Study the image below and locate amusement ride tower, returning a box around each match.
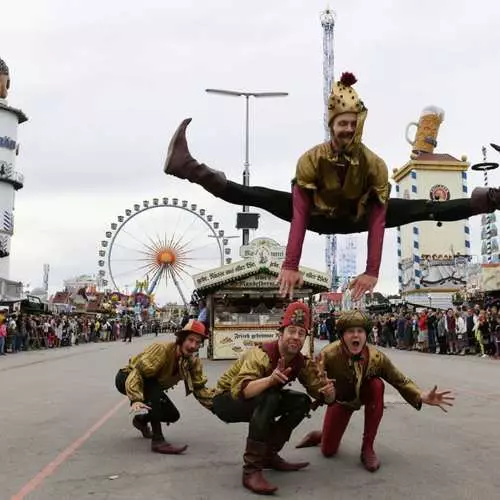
[320,9,358,290]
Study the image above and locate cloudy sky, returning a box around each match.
[2,0,500,302]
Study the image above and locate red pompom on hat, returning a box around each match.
[280,302,311,331]
[339,72,357,87]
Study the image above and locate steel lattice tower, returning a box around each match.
[320,9,358,290]
[321,9,336,289]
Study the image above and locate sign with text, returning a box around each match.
[212,328,312,360]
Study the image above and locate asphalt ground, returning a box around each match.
[1,335,499,500]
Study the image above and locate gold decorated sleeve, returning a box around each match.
[230,348,270,400]
[295,152,318,191]
[367,157,391,206]
[124,343,168,402]
[380,353,422,409]
[190,357,215,410]
[125,369,146,403]
[297,358,324,401]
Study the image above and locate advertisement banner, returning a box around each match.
[212,328,312,360]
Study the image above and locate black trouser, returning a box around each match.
[115,369,180,439]
[437,335,448,354]
[221,181,474,234]
[212,388,310,442]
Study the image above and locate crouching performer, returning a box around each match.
[296,310,454,472]
[212,302,335,495]
[115,320,214,454]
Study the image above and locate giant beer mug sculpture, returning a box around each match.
[405,106,445,158]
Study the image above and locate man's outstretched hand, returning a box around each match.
[421,385,455,412]
[349,273,378,301]
[278,268,304,300]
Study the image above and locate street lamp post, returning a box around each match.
[205,89,288,246]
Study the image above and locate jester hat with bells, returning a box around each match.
[327,72,367,154]
[280,302,311,334]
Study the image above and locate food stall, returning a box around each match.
[192,238,330,360]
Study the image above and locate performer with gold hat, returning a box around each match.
[115,319,214,455]
[164,72,500,299]
[295,309,455,472]
[212,302,335,495]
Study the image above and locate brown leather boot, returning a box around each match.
[295,430,322,449]
[132,415,153,439]
[471,187,500,215]
[265,424,309,471]
[164,118,227,195]
[151,440,188,455]
[242,439,278,495]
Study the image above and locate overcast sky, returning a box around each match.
[2,0,500,302]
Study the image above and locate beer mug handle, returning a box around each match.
[405,122,418,146]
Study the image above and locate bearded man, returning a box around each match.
[115,319,214,454]
[212,302,335,495]
[164,72,500,300]
[296,310,455,472]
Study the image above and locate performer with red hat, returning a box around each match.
[212,302,336,495]
[115,319,214,454]
[164,72,500,300]
[296,310,455,472]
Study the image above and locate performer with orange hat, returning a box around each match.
[212,302,335,495]
[164,72,500,299]
[296,310,455,472]
[115,319,214,454]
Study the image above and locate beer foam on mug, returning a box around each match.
[420,105,445,122]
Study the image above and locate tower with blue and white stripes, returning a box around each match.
[393,106,470,308]
[0,57,27,285]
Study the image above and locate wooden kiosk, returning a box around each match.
[192,238,330,360]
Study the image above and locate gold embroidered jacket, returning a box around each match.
[123,341,214,410]
[321,341,422,411]
[295,142,390,220]
[216,343,325,401]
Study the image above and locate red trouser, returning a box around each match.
[321,377,385,457]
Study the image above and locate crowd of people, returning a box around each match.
[316,304,500,359]
[0,313,162,355]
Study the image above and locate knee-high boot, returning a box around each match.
[164,118,227,195]
[360,378,384,472]
[243,438,278,495]
[265,421,309,471]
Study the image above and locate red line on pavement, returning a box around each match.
[11,398,127,500]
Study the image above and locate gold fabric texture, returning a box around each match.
[295,141,390,220]
[321,341,422,411]
[216,346,325,401]
[123,341,214,409]
[327,77,365,125]
[336,310,372,333]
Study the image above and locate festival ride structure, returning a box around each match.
[98,197,231,312]
[321,9,358,291]
[393,106,471,309]
[0,56,26,303]
[472,146,500,264]
[192,237,329,360]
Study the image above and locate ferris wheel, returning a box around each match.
[98,196,232,307]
